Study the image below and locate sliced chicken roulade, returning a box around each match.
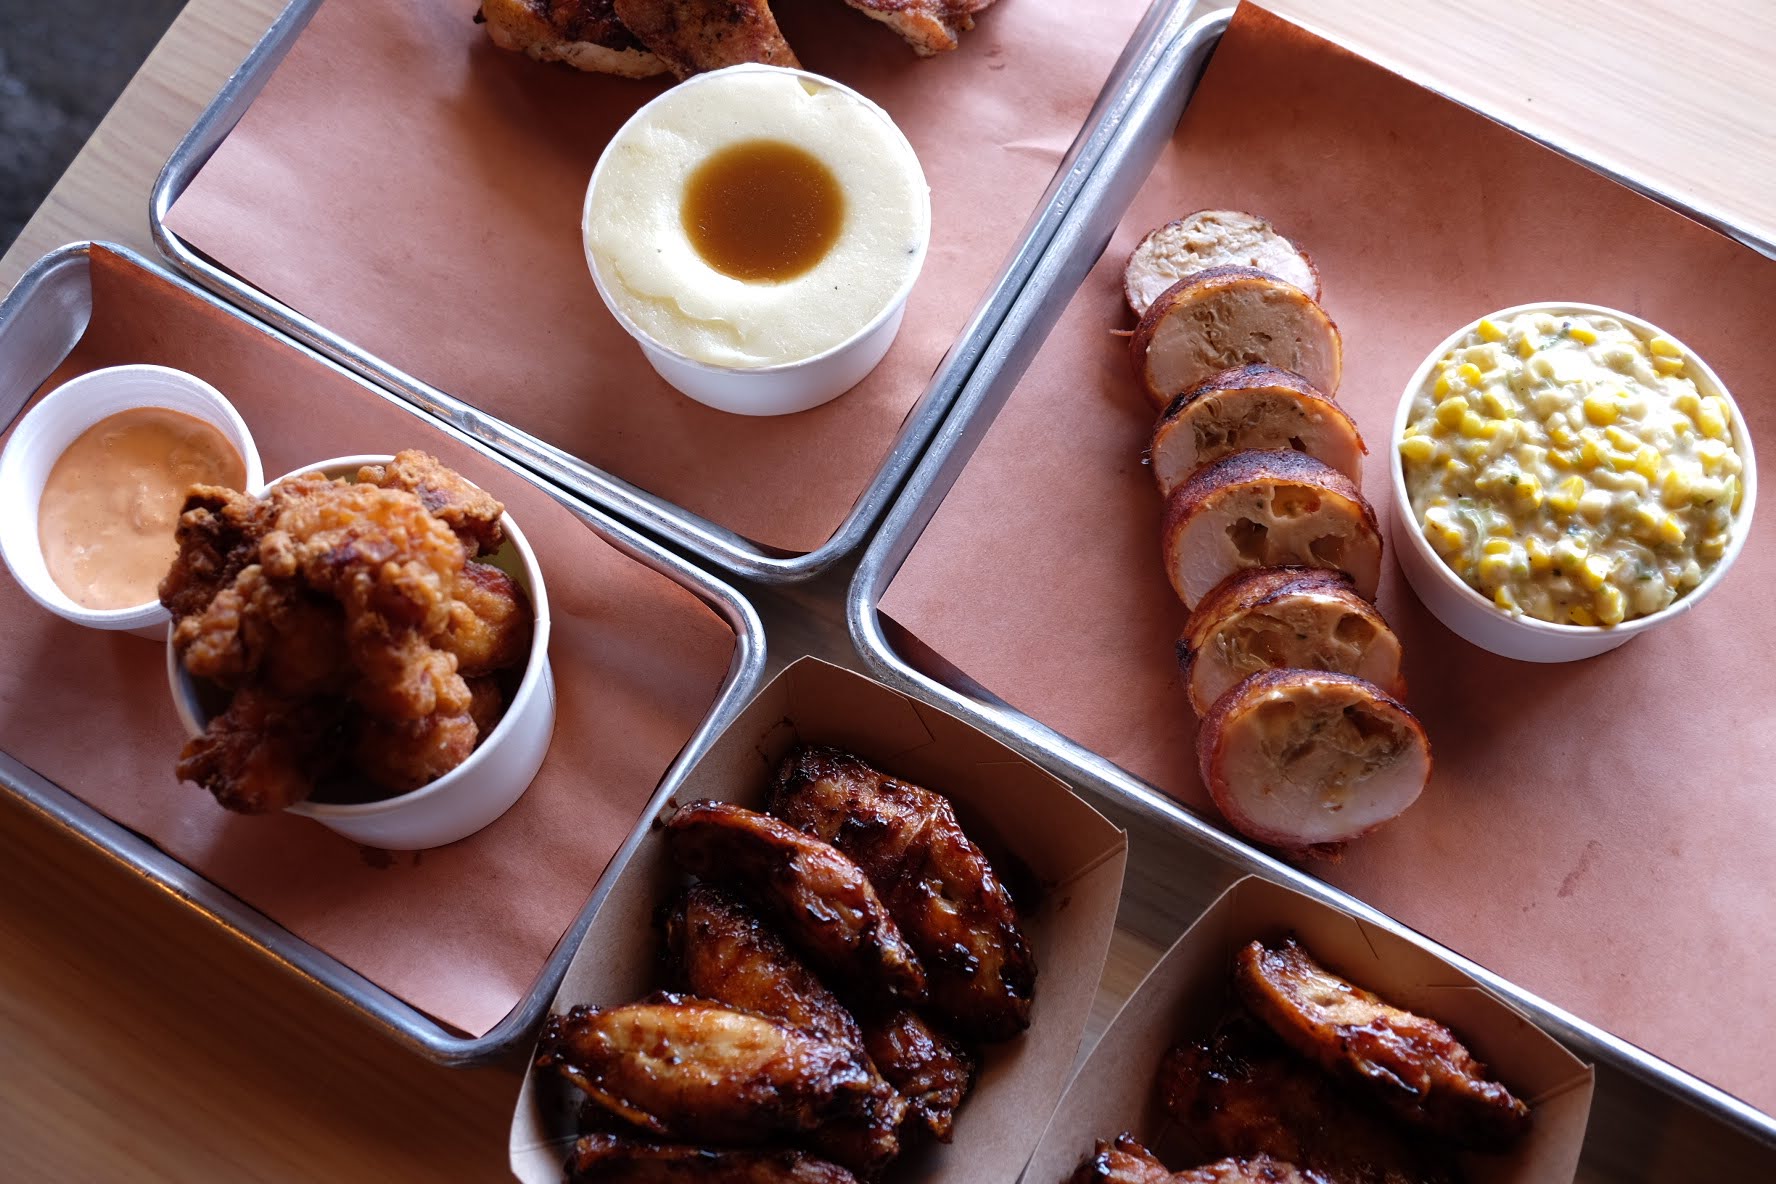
[1132,267,1342,411]
[1161,450,1381,609]
[1197,670,1431,850]
[1178,567,1404,717]
[1124,209,1320,316]
[1150,365,1365,497]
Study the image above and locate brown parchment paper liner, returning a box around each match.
[879,3,1776,1112]
[0,248,737,1037]
[509,657,1127,1182]
[1025,877,1593,1184]
[163,0,1152,554]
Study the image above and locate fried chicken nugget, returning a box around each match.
[357,449,506,556]
[175,686,349,813]
[354,708,480,794]
[159,484,275,622]
[442,561,533,677]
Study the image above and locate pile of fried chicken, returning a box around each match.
[1071,939,1531,1184]
[477,0,996,81]
[160,451,533,814]
[534,746,1035,1182]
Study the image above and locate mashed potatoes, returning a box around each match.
[586,68,929,369]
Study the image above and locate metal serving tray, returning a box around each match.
[0,242,767,1066]
[850,6,1776,1154]
[149,0,1201,583]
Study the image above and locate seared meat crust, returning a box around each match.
[1235,939,1530,1149]
[665,801,927,1002]
[478,0,669,78]
[857,1006,975,1142]
[1068,1132,1176,1184]
[614,0,799,78]
[566,1133,862,1182]
[837,0,998,55]
[768,746,1034,1040]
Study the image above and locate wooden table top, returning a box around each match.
[4,1,1775,1179]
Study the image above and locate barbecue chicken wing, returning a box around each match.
[1235,939,1530,1149]
[539,996,881,1144]
[665,801,927,1002]
[478,0,669,78]
[662,885,904,1175]
[614,0,798,78]
[565,1133,861,1183]
[838,0,998,55]
[1157,1018,1454,1184]
[857,1006,974,1143]
[1070,1134,1177,1184]
[768,747,1034,1040]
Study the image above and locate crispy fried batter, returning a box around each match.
[612,0,798,78]
[662,885,903,1175]
[174,687,349,814]
[353,708,480,794]
[357,449,506,556]
[467,674,509,741]
[539,996,881,1144]
[857,1005,975,1143]
[768,746,1033,1040]
[1235,939,1530,1149]
[442,561,534,677]
[837,0,997,55]
[665,801,927,1003]
[1157,1018,1453,1184]
[566,1133,861,1183]
[159,484,275,621]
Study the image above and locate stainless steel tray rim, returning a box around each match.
[849,5,1776,1154]
[0,239,768,1065]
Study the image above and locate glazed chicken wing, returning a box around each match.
[566,1133,860,1183]
[614,0,798,78]
[857,1006,974,1143]
[1157,1018,1453,1184]
[768,747,1034,1040]
[837,0,997,55]
[174,687,349,814]
[662,885,904,1175]
[441,560,533,677]
[1235,939,1530,1149]
[1070,1134,1178,1184]
[356,449,506,556]
[665,801,927,1002]
[538,996,880,1144]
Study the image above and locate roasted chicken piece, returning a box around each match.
[1158,1018,1453,1184]
[768,746,1034,1041]
[477,0,668,79]
[1149,364,1365,497]
[837,0,997,55]
[662,885,904,1175]
[1177,568,1404,717]
[1161,450,1382,609]
[1070,1135,1327,1184]
[1236,938,1530,1149]
[614,0,798,78]
[857,1006,975,1142]
[1124,210,1321,316]
[174,687,349,814]
[539,996,881,1145]
[1132,266,1342,411]
[1197,670,1431,851]
[565,1133,860,1183]
[665,801,927,1002]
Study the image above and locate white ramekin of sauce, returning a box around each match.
[0,365,262,638]
[166,456,555,850]
[584,64,931,416]
[1390,303,1756,662]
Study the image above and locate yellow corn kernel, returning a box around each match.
[1397,434,1437,465]
[1660,468,1691,508]
[1697,397,1729,439]
[1657,515,1686,546]
[1567,324,1599,345]
[1697,533,1729,561]
[1648,334,1683,358]
[1511,474,1543,510]
[1548,420,1577,448]
[1675,390,1701,416]
[1568,604,1597,626]
[1595,584,1627,626]
[1727,474,1743,512]
[1604,447,1637,473]
[1583,392,1620,426]
[1526,537,1553,573]
[1494,586,1518,612]
[1482,538,1512,555]
[1553,536,1588,569]
[1477,318,1505,343]
[1480,388,1514,418]
[1578,437,1606,469]
[1549,447,1578,470]
[1433,370,1453,398]
[1674,418,1694,437]
[1633,445,1661,480]
[1455,362,1484,386]
[1604,425,1638,452]
[1435,395,1469,429]
[1653,355,1686,376]
[1549,476,1586,514]
[1578,554,1612,590]
[1458,410,1497,439]
[1517,334,1538,359]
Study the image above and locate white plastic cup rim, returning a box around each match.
[167,455,556,848]
[1389,301,1758,662]
[0,364,264,635]
[582,63,932,416]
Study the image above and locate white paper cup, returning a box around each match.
[1390,303,1757,662]
[168,455,556,849]
[0,364,263,638]
[583,64,931,417]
